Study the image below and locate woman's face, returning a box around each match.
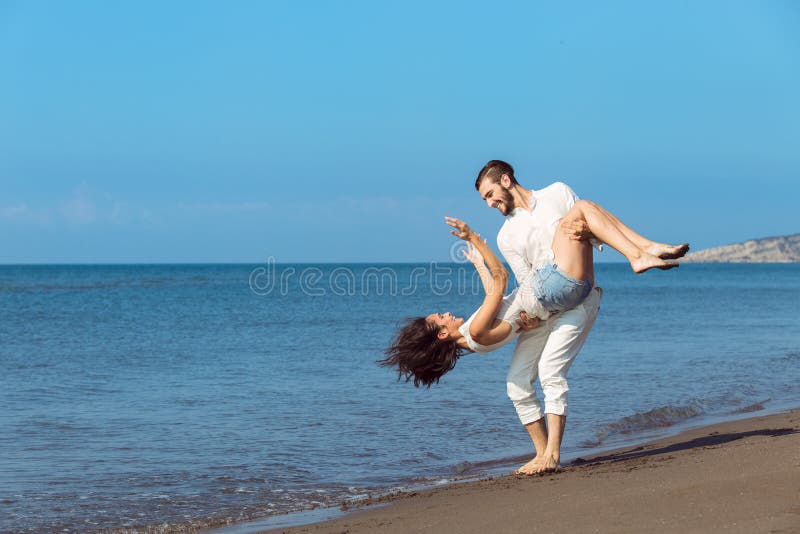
[426,312,464,340]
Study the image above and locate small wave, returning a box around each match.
[730,398,770,414]
[10,362,51,370]
[32,420,92,432]
[452,461,473,475]
[770,351,800,363]
[583,402,705,447]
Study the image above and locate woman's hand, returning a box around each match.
[445,216,474,241]
[461,242,485,265]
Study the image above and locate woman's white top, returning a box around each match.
[455,289,517,354]
[458,283,553,354]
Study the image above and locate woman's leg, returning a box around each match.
[582,200,689,259]
[554,200,679,275]
[550,222,595,282]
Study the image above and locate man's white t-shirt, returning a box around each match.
[497,182,600,285]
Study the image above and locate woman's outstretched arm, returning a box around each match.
[445,217,508,339]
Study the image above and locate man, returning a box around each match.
[475,159,602,475]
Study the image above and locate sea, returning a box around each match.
[1,262,799,533]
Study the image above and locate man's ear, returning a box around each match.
[500,174,513,189]
[437,330,449,340]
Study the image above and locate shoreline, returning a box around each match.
[208,408,800,534]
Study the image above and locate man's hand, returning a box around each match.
[515,311,542,332]
[561,217,593,241]
[445,216,475,241]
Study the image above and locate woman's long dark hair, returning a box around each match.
[378,316,465,388]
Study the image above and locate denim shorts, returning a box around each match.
[532,263,594,314]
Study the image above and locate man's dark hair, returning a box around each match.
[379,317,465,388]
[475,159,518,190]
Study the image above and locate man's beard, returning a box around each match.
[494,189,515,215]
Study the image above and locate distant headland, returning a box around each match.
[683,233,800,263]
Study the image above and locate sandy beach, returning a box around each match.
[266,410,799,534]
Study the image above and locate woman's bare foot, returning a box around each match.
[646,243,690,260]
[515,453,560,475]
[631,253,679,274]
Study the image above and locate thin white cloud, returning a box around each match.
[109,200,129,225]
[178,201,273,213]
[59,186,96,224]
[0,203,53,225]
[1,189,162,228]
[138,207,161,225]
[0,204,28,220]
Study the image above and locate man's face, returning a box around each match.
[478,178,515,216]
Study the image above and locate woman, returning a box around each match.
[380,199,688,387]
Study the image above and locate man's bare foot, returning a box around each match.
[515,453,560,475]
[631,253,679,274]
[646,243,690,260]
[514,456,542,475]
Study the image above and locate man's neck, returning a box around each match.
[510,184,533,212]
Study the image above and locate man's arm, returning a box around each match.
[515,311,543,333]
[554,181,579,211]
[560,217,594,241]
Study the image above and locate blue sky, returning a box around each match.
[1,1,798,263]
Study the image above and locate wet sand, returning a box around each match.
[266,410,799,533]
